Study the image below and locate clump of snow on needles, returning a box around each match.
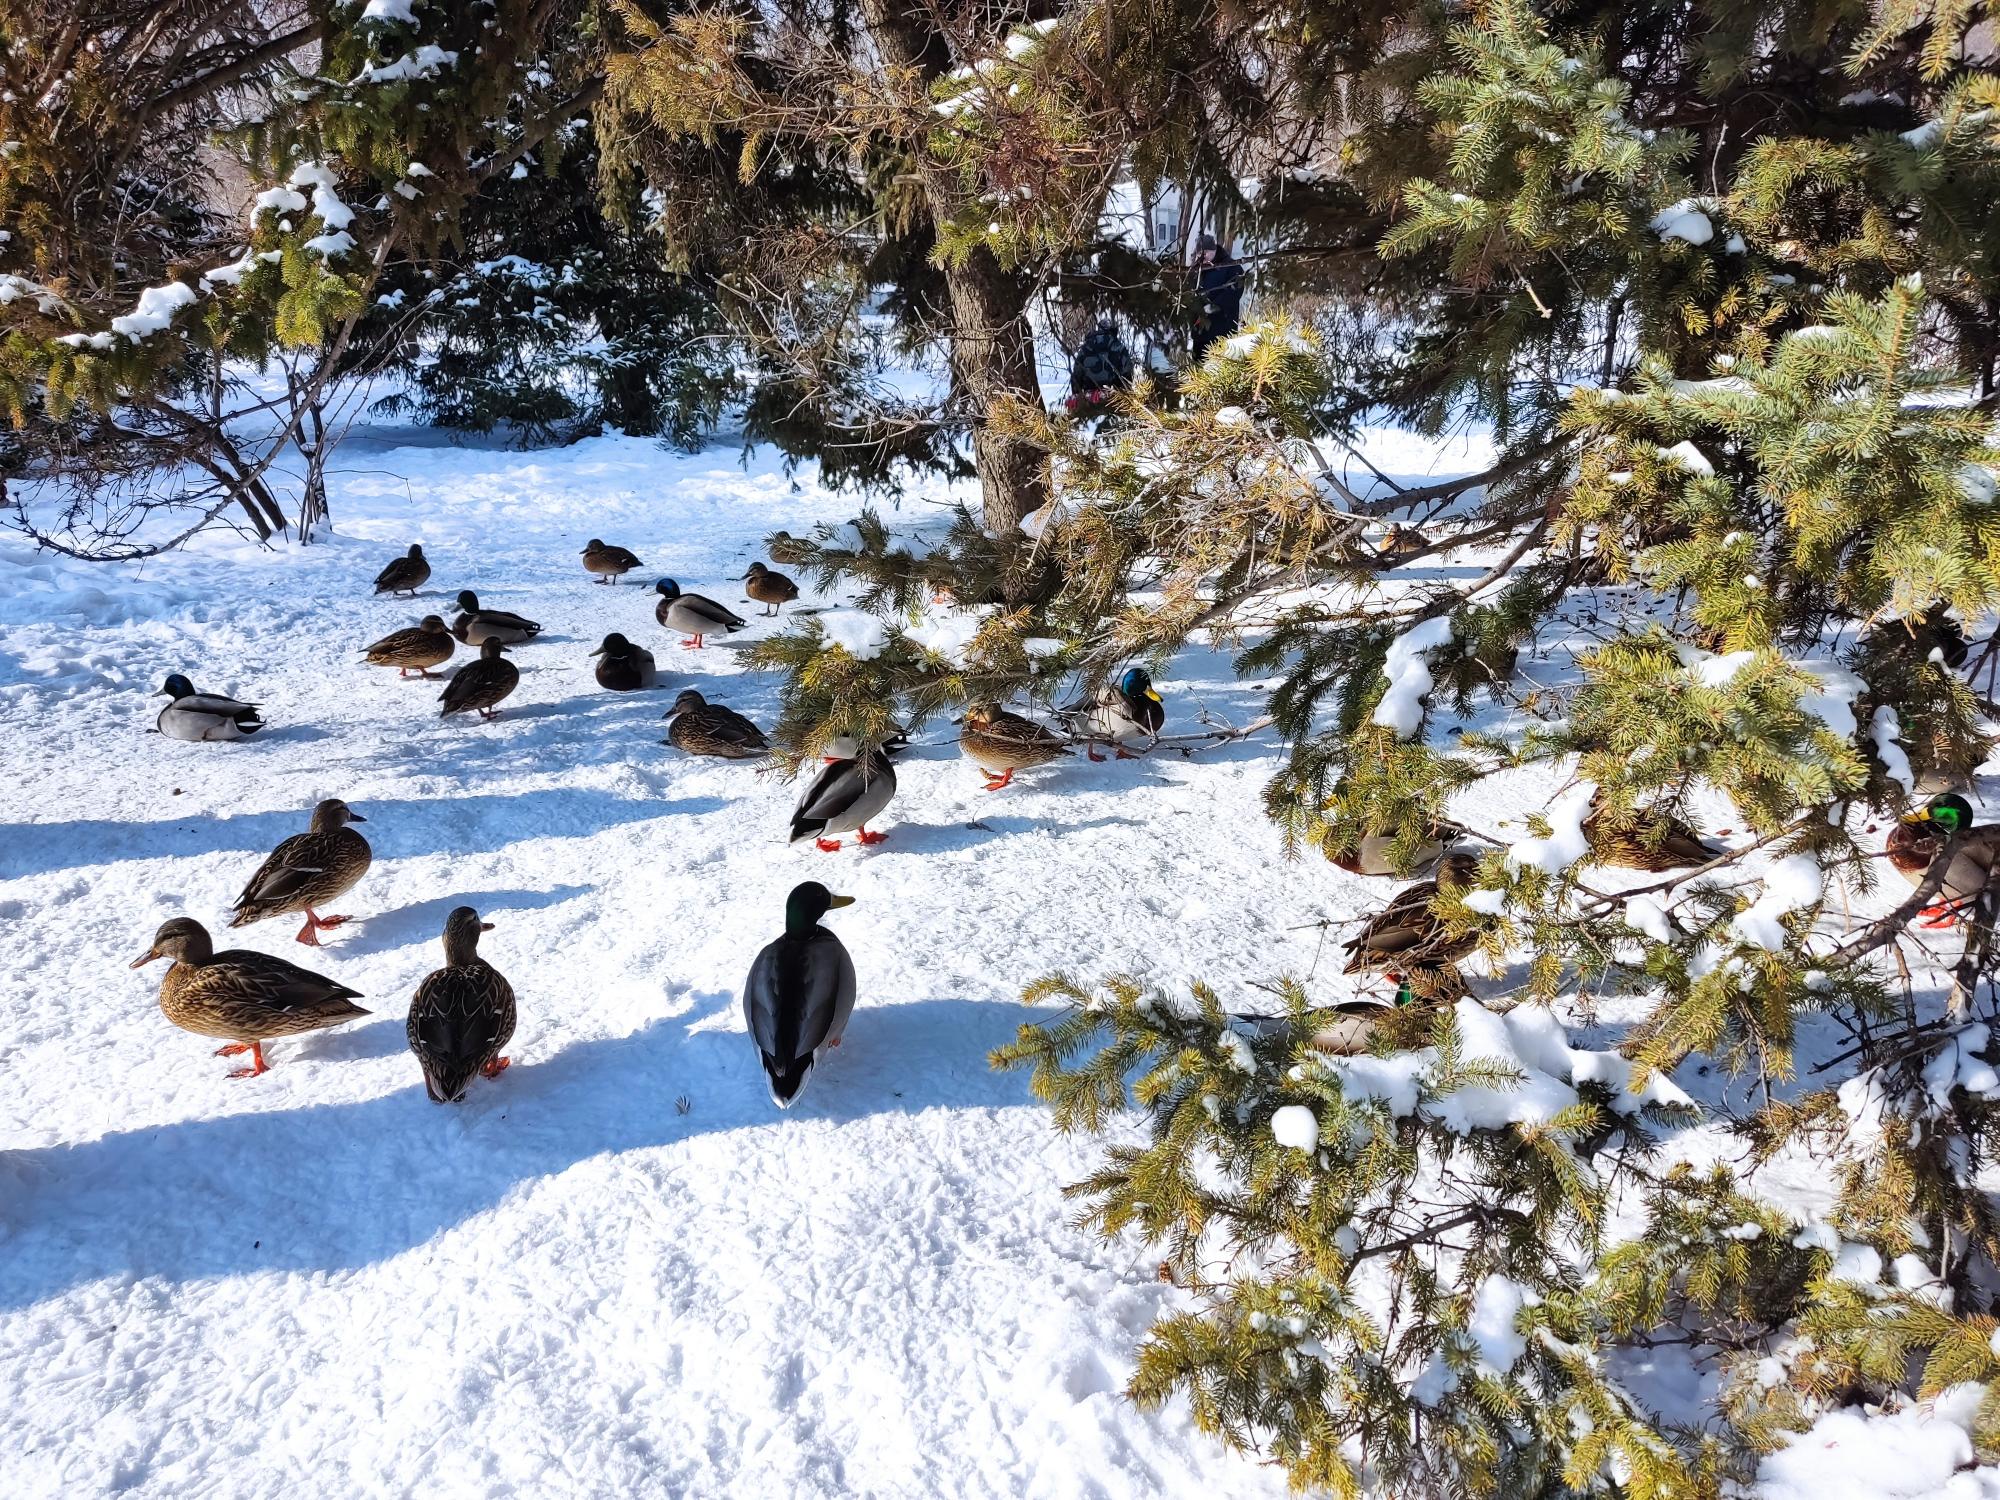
[1730,855,1823,951]
[360,0,420,21]
[1650,197,1716,245]
[109,280,197,340]
[1371,615,1455,739]
[1754,1383,1995,1500]
[814,611,890,661]
[1506,782,1596,876]
[1270,1104,1318,1153]
[1871,705,1916,796]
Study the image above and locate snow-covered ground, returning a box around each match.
[2,415,1991,1498]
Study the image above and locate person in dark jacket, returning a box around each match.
[1066,319,1135,414]
[1191,233,1244,362]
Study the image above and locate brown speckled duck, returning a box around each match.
[373,544,430,597]
[132,917,368,1078]
[439,638,520,720]
[743,562,800,616]
[361,615,455,678]
[664,690,769,758]
[1582,793,1725,872]
[1342,851,1481,976]
[959,703,1071,791]
[407,906,517,1103]
[582,538,642,584]
[227,798,373,946]
[1888,793,1998,928]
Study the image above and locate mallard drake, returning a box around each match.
[582,538,642,584]
[823,726,910,762]
[1060,667,1164,760]
[591,631,659,691]
[959,702,1071,790]
[450,590,542,646]
[791,748,896,852]
[1331,817,1472,878]
[227,798,373,946]
[744,882,857,1107]
[1888,793,1998,928]
[744,561,800,616]
[131,916,368,1078]
[155,674,263,742]
[664,689,769,758]
[654,579,747,649]
[1309,970,1466,1055]
[406,906,516,1103]
[373,543,431,597]
[1582,794,1725,872]
[1342,851,1482,975]
[439,638,519,720]
[361,614,455,678]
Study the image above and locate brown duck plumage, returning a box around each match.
[132,917,368,1077]
[664,690,769,758]
[440,638,519,719]
[373,544,430,597]
[1342,851,1481,975]
[743,561,800,616]
[227,799,372,946]
[582,538,642,583]
[362,614,455,678]
[1582,796,1725,872]
[407,906,517,1103]
[959,703,1071,790]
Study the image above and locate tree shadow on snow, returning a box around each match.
[0,996,1050,1310]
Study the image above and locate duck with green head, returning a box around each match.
[1888,793,1996,928]
[1060,666,1164,760]
[743,882,858,1107]
[155,674,263,741]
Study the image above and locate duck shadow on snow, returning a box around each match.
[0,996,1049,1310]
[327,884,594,958]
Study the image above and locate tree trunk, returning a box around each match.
[941,245,1047,536]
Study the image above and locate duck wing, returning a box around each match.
[230,831,327,914]
[198,949,368,1018]
[744,930,856,1104]
[407,961,516,1103]
[790,756,893,840]
[686,594,747,632]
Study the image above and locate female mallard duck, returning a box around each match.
[439,638,520,720]
[664,689,769,758]
[959,703,1071,790]
[1342,851,1482,975]
[1888,793,1998,928]
[591,632,659,691]
[131,917,368,1078]
[406,906,516,1103]
[1582,794,1725,872]
[654,579,747,649]
[373,543,431,597]
[743,561,800,616]
[744,882,857,1107]
[450,590,542,646]
[155,674,263,742]
[791,747,896,852]
[582,538,642,584]
[361,615,455,678]
[227,798,373,946]
[1060,666,1165,760]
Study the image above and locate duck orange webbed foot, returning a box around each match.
[816,837,843,853]
[856,827,888,846]
[224,1042,269,1079]
[480,1056,512,1080]
[982,769,1015,792]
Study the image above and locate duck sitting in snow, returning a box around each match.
[959,703,1070,790]
[582,538,642,584]
[664,690,769,759]
[406,906,516,1103]
[790,747,896,852]
[1060,667,1164,760]
[1342,851,1482,977]
[361,614,455,678]
[373,543,431,598]
[132,917,368,1079]
[450,590,541,646]
[1329,807,1471,878]
[1581,793,1724,872]
[439,638,520,720]
[227,798,373,947]
[654,579,747,649]
[743,561,800,616]
[1309,968,1468,1055]
[155,674,263,742]
[1889,793,1997,929]
[744,882,857,1107]
[592,632,659,692]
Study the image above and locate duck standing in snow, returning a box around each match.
[664,689,769,758]
[790,747,896,852]
[1342,850,1481,977]
[361,614,455,679]
[450,590,541,646]
[654,579,747,649]
[406,906,516,1103]
[439,638,520,720]
[1889,793,1998,929]
[743,561,800,616]
[131,916,368,1078]
[1061,667,1164,760]
[959,702,1070,790]
[227,798,373,946]
[582,538,642,584]
[591,632,659,691]
[373,543,431,597]
[155,674,263,741]
[744,882,857,1107]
